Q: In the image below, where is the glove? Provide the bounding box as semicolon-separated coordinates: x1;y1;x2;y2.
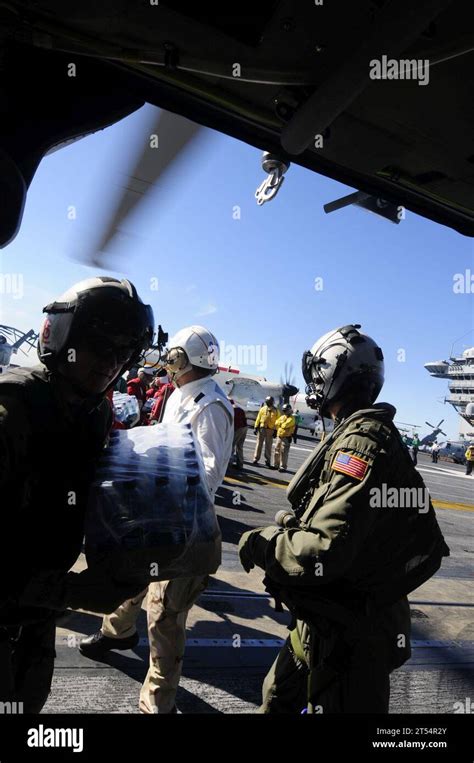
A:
273;430;277;439
238;530;259;573
19;567;148;614
254;428;259;435
239;525;282;574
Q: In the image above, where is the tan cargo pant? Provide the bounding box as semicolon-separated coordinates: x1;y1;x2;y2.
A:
101;575;208;713
253;428;274;463
274;436;291;469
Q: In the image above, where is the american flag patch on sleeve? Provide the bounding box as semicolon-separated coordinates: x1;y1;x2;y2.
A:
331;451;369;480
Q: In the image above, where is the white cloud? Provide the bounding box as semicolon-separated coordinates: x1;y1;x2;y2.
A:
196;303;218;317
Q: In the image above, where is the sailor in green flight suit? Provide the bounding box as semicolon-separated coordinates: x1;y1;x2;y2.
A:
239;325;449;714
0;276;155;712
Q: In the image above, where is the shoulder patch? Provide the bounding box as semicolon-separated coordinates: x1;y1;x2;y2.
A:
331;451;369;480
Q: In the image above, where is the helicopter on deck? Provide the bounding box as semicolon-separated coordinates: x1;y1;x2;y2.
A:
0;325;39;372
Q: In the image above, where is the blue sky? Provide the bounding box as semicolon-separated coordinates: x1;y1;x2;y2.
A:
1;104;473;438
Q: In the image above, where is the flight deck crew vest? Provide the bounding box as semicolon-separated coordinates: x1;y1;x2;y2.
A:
0;365;112;624
286;404;449;610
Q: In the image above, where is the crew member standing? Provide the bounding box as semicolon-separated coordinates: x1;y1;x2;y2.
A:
80;326;233;714
127;367;154;410
253;396;279;467
127;367;154;424
239;325;449;714
411;433;420;466
148;373;175;424
230;399;248;470
465;443;474;475
273;404;295;472
292;409;302;443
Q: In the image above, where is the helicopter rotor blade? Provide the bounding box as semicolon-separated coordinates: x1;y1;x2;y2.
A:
85;109;201;265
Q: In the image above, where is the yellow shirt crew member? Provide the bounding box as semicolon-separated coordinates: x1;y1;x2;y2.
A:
253;396;280;466
275;413;296;439
273;405;295;472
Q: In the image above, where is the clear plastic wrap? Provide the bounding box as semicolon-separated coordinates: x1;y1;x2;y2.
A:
112;391;140;427
84;423;221;583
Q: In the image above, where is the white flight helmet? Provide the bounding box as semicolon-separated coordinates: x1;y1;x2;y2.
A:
302;324;384;414
165;325;220;380
37;276;154;379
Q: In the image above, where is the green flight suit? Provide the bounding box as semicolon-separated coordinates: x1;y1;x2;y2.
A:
0;365;112;712
239;403;449;714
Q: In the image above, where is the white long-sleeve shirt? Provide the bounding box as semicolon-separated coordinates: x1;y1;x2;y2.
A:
162;377;233;500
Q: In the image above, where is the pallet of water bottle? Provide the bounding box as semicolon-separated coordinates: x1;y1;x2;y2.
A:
84;533;222;583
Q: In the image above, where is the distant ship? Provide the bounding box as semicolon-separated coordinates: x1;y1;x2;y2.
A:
425;347;474;437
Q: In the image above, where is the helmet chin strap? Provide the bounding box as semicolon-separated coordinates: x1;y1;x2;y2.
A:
169;365;192;383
